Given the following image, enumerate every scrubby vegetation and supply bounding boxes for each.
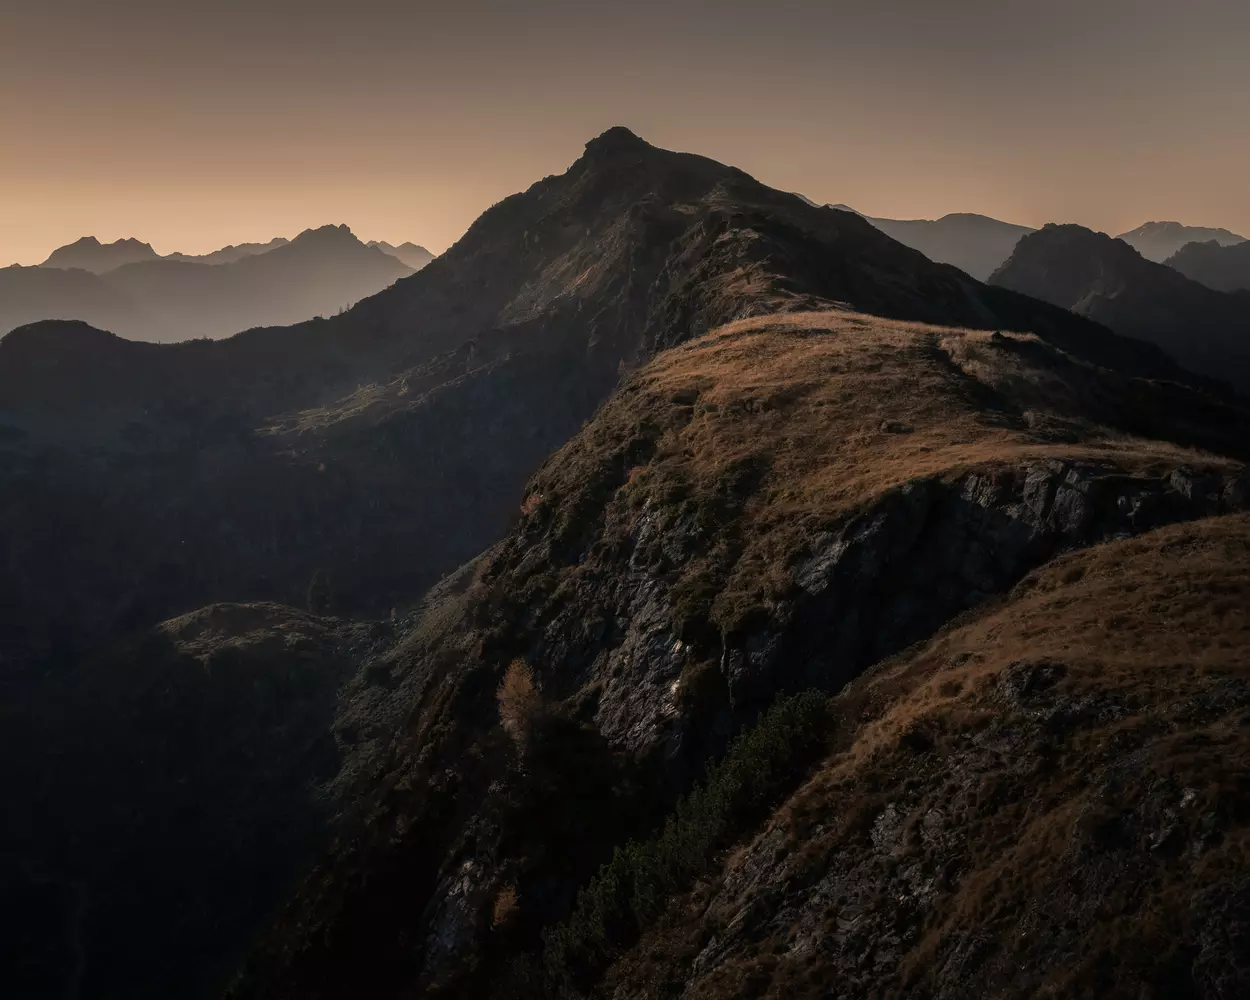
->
[498,658,544,748]
[543,691,833,988]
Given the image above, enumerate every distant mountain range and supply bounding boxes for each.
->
[812,203,1250,283]
[990,223,1250,392]
[40,236,160,273]
[5,226,426,341]
[164,237,290,266]
[1165,239,1250,292]
[367,241,434,269]
[1115,220,1246,262]
[831,206,1036,281]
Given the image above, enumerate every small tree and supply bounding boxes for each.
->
[497,658,542,749]
[306,568,333,615]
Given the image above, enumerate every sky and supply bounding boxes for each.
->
[2,0,1249,264]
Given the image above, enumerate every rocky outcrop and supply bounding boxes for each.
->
[604,515,1250,1000]
[227,310,1250,1000]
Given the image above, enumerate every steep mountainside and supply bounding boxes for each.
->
[6,130,1250,1000]
[838,208,1035,280]
[1117,220,1246,262]
[226,309,1250,1000]
[990,224,1250,392]
[39,235,160,272]
[1167,238,1250,292]
[369,240,435,269]
[604,513,1250,1000]
[0,129,1135,671]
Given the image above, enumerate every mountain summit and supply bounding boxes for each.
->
[991,223,1250,391]
[5,226,413,341]
[40,235,160,273]
[1116,220,1246,262]
[839,207,1036,280]
[1166,238,1250,292]
[367,240,433,269]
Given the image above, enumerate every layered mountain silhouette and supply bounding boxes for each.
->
[3,226,414,341]
[836,206,1036,280]
[100,225,414,339]
[165,237,291,265]
[1116,219,1246,262]
[39,235,161,272]
[367,240,434,269]
[0,264,153,341]
[1166,238,1250,292]
[991,223,1250,391]
[4,128,1250,1000]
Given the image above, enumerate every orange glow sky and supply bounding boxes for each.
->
[3,0,1249,265]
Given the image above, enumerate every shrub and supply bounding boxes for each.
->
[498,659,543,749]
[493,883,521,928]
[543,690,832,986]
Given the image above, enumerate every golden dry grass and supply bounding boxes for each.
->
[525,310,1244,638]
[609,514,1250,999]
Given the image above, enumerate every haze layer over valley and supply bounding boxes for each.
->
[1,227,429,342]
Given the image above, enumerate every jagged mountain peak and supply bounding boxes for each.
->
[991,222,1250,390]
[288,223,360,246]
[1166,238,1250,293]
[1116,219,1247,262]
[583,124,652,156]
[40,235,161,273]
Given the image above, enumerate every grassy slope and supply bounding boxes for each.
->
[607,514,1250,999]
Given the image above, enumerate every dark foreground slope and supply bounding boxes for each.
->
[990,224,1250,392]
[605,513,1250,1000]
[227,310,1250,1000]
[1168,238,1250,293]
[0,129,1132,671]
[0,604,387,1000]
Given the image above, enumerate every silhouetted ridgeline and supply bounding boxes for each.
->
[2,226,417,341]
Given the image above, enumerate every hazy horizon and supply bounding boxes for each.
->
[3,0,1249,266]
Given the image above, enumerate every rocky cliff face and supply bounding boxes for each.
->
[603,513,1250,1000]
[226,310,1250,1000]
